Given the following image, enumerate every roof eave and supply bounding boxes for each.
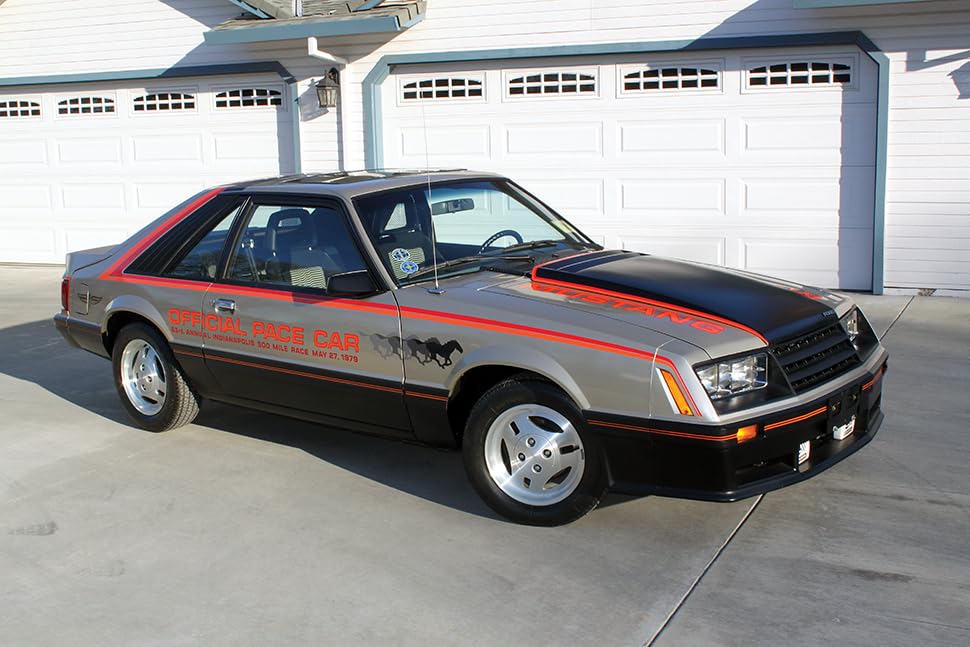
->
[203,13,421,45]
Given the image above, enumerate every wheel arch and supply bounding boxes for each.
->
[102,295,173,355]
[445,346,590,444]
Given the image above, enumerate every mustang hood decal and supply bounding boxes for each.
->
[531,251,838,344]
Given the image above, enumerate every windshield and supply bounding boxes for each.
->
[353,179,595,284]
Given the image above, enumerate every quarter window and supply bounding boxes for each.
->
[227,204,368,292]
[133,92,196,111]
[215,88,282,108]
[748,62,852,87]
[507,71,596,96]
[164,207,242,281]
[622,67,719,92]
[0,99,41,118]
[401,77,484,101]
[57,96,115,115]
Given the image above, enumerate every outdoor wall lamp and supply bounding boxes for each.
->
[315,68,340,109]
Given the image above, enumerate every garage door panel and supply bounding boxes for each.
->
[213,133,281,163]
[399,124,491,161]
[57,138,123,164]
[620,234,726,266]
[132,134,204,163]
[504,123,602,156]
[1,140,48,165]
[0,184,52,208]
[60,183,126,209]
[0,226,57,256]
[741,229,872,290]
[518,178,605,216]
[618,119,725,157]
[620,179,725,216]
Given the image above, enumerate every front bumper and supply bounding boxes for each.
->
[586,359,887,501]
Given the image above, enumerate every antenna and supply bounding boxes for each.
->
[421,103,444,294]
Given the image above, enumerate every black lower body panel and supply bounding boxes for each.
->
[587,363,886,501]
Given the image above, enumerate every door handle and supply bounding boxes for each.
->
[212,298,236,314]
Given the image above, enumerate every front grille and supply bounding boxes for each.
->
[772,324,861,393]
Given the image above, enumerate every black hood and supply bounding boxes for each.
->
[533,251,837,344]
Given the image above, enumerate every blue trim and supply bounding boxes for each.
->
[203,15,405,45]
[289,80,302,174]
[362,31,889,294]
[794,0,930,7]
[226,0,271,19]
[0,61,296,87]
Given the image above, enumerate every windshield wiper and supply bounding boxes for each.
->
[483,239,561,255]
[404,255,534,281]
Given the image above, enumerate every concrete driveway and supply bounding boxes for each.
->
[1,266,967,647]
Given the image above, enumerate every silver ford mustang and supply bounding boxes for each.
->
[54,171,888,525]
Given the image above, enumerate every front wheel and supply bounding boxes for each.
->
[112,322,200,432]
[463,378,607,525]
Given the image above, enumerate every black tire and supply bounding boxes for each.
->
[463,377,607,526]
[111,322,200,432]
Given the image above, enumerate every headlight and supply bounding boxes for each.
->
[695,353,768,400]
[841,309,859,344]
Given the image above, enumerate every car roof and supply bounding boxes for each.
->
[223,169,507,198]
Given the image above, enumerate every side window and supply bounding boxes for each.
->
[227,203,368,291]
[164,206,241,280]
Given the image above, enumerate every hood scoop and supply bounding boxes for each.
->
[532,251,836,344]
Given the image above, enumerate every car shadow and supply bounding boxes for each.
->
[0,318,637,521]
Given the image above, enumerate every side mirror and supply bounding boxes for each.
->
[328,270,377,296]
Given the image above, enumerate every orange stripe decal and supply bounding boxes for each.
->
[763,406,827,431]
[589,419,734,442]
[863,367,884,391]
[405,391,449,402]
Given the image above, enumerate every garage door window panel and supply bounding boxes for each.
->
[133,91,197,112]
[57,95,115,115]
[746,58,855,90]
[619,64,721,94]
[399,76,484,102]
[214,88,283,109]
[0,99,41,118]
[227,203,368,292]
[505,70,597,98]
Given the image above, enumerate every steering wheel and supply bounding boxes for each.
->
[479,229,524,253]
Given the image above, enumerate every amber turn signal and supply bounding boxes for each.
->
[736,424,759,443]
[659,369,695,417]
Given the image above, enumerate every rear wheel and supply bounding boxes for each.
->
[463,378,606,525]
[112,323,200,432]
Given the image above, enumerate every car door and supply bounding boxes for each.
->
[201,195,410,436]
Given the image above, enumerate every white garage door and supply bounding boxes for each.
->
[0,75,292,263]
[382,46,877,289]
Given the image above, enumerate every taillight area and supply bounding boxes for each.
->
[61,276,71,313]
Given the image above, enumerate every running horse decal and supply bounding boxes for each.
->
[370,334,464,369]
